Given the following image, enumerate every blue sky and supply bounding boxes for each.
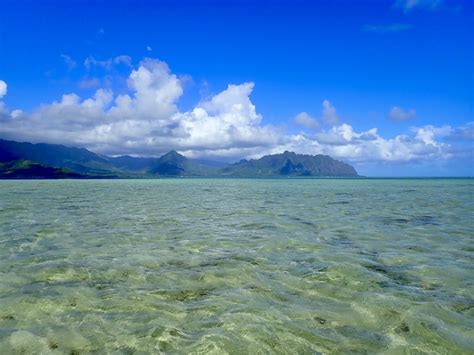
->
[0,0,473,176]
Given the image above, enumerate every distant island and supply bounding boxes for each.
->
[0,139,358,179]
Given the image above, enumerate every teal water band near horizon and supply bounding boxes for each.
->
[0,179,473,353]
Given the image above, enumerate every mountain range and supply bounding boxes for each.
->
[0,139,358,178]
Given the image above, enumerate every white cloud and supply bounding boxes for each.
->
[60,54,77,70]
[394,0,443,12]
[294,112,318,129]
[11,110,23,119]
[84,56,110,70]
[0,80,7,98]
[78,78,100,89]
[117,58,183,120]
[389,106,416,121]
[0,58,467,166]
[269,124,451,164]
[84,55,132,70]
[146,46,152,52]
[114,55,132,67]
[294,100,339,129]
[450,122,474,141]
[0,59,280,157]
[176,83,281,153]
[322,99,339,125]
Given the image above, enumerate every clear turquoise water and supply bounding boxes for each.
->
[0,179,473,354]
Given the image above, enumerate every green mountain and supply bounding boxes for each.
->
[0,139,118,176]
[148,150,218,176]
[0,139,358,178]
[222,151,358,177]
[108,155,159,173]
[0,160,83,179]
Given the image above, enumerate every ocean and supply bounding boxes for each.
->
[0,179,472,353]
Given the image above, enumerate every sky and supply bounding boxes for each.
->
[0,0,473,176]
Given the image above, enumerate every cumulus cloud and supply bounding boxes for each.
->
[0,58,467,166]
[411,123,474,142]
[293,100,339,129]
[294,112,318,129]
[118,58,183,120]
[394,0,443,12]
[177,82,281,153]
[362,24,413,34]
[0,80,7,98]
[146,46,152,52]
[269,124,451,164]
[389,106,416,121]
[0,59,281,157]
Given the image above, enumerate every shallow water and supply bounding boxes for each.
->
[0,179,473,354]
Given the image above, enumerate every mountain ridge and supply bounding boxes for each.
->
[0,139,358,178]
[222,150,357,177]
